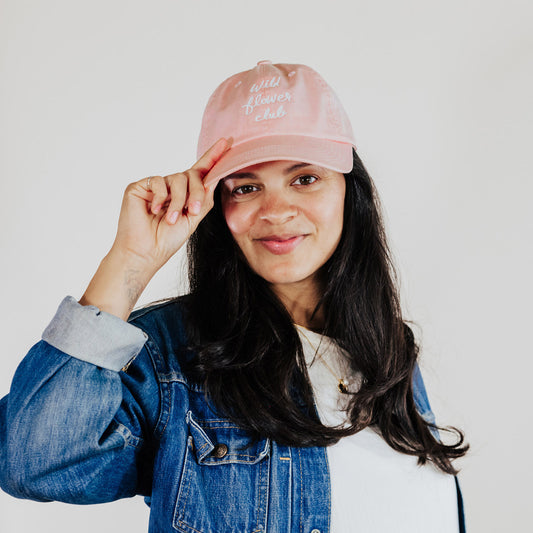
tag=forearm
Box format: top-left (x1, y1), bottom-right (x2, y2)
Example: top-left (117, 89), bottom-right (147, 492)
top-left (79, 248), bottom-right (157, 321)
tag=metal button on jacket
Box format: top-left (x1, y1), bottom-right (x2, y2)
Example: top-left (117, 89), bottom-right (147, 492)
top-left (212, 443), bottom-right (228, 458)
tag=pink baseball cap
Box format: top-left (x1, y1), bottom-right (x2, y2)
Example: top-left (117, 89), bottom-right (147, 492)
top-left (197, 60), bottom-right (357, 188)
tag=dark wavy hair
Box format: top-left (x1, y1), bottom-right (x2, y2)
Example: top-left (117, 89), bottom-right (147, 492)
top-left (180, 148), bottom-right (468, 475)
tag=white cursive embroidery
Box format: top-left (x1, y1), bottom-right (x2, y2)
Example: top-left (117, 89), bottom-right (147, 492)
top-left (250, 76), bottom-right (281, 92)
top-left (254, 105), bottom-right (287, 121)
top-left (241, 92), bottom-right (292, 115)
top-left (236, 76), bottom-right (294, 123)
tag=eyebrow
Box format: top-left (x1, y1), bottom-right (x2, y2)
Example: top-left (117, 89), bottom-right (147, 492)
top-left (224, 162), bottom-right (320, 181)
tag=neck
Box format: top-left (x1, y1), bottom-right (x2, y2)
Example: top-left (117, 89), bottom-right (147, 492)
top-left (270, 277), bottom-right (325, 332)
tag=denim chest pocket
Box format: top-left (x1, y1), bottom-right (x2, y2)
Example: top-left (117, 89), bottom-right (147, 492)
top-left (173, 411), bottom-right (271, 533)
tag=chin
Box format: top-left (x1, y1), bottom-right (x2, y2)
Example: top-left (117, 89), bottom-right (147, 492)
top-left (254, 266), bottom-right (317, 287)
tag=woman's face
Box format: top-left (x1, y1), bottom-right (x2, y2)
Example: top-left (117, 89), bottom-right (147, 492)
top-left (220, 160), bottom-right (346, 291)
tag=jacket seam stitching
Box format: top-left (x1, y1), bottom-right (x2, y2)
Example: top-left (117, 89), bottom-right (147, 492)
top-left (142, 339), bottom-right (170, 440)
top-left (159, 381), bottom-right (172, 438)
top-left (299, 447), bottom-right (303, 533)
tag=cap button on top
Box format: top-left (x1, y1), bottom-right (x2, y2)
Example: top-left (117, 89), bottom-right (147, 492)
top-left (257, 60), bottom-right (272, 65)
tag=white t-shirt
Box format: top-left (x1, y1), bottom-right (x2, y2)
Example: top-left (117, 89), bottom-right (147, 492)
top-left (296, 325), bottom-right (459, 533)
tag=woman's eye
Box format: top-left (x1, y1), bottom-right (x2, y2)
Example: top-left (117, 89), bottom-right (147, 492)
top-left (293, 175), bottom-right (318, 186)
top-left (232, 184), bottom-right (259, 196)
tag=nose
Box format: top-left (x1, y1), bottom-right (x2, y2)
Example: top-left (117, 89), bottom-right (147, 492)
top-left (258, 191), bottom-right (298, 224)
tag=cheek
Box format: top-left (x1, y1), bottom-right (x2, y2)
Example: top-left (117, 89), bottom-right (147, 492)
top-left (319, 202), bottom-right (343, 227)
top-left (311, 188), bottom-right (346, 233)
top-left (222, 202), bottom-right (255, 238)
top-left (330, 182), bottom-right (346, 229)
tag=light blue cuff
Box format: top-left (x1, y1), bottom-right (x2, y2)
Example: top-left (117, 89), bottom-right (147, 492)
top-left (42, 296), bottom-right (148, 372)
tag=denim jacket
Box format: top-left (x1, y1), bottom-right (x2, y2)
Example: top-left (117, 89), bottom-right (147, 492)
top-left (0, 296), bottom-right (466, 532)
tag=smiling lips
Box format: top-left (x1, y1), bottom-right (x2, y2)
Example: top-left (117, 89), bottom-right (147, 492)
top-left (257, 235), bottom-right (306, 255)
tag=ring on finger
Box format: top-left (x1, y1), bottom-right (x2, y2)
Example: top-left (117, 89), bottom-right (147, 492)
top-left (146, 176), bottom-right (152, 190)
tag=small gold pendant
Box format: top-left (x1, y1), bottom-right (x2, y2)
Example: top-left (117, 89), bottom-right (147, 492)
top-left (338, 379), bottom-right (348, 394)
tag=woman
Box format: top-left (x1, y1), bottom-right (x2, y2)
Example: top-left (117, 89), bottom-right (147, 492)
top-left (0, 61), bottom-right (468, 532)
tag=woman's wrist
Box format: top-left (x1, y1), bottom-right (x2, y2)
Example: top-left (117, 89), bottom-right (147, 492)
top-left (78, 248), bottom-right (157, 321)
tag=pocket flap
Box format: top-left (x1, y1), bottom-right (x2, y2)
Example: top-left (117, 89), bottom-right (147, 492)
top-left (185, 411), bottom-right (270, 465)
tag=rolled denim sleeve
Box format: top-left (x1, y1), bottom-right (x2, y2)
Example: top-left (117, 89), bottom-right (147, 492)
top-left (42, 295), bottom-right (148, 371)
top-left (0, 296), bottom-right (160, 504)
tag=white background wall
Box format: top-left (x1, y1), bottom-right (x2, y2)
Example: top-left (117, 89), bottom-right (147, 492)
top-left (1, 1), bottom-right (531, 532)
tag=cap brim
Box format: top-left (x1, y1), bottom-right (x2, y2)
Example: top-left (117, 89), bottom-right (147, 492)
top-left (202, 135), bottom-right (355, 188)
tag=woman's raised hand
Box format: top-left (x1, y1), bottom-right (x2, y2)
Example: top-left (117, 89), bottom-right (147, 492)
top-left (112, 137), bottom-right (232, 272)
top-left (78, 137), bottom-right (232, 321)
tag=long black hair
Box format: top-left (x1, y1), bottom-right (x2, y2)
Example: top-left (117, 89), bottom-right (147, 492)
top-left (181, 148), bottom-right (468, 475)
